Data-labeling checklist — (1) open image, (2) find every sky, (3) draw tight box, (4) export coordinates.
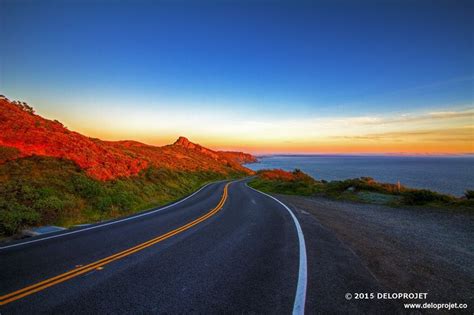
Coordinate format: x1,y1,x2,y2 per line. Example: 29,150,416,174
0,0,473,154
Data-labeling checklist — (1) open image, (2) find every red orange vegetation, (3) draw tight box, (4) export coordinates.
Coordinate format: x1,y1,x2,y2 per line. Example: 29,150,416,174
0,96,256,180
258,169,314,182
216,150,257,164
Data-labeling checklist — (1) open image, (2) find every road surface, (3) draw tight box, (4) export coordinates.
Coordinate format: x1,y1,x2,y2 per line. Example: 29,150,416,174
0,179,398,314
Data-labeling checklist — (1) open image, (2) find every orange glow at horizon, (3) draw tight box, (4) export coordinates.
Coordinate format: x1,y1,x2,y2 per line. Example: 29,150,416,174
76,127,473,155
43,105,474,156
208,139,474,155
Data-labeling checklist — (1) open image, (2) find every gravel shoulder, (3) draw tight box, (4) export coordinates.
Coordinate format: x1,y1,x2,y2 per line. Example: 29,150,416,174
275,194,474,313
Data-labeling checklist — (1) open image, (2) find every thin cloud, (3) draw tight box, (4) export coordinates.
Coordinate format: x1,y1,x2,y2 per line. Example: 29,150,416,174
334,127,474,143
354,107,474,125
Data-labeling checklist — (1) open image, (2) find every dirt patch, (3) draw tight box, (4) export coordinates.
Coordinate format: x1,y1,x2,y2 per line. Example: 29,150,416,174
276,194,474,310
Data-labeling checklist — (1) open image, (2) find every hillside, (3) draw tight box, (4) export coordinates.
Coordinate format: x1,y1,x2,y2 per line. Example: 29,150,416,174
0,96,255,180
216,150,257,164
0,96,256,236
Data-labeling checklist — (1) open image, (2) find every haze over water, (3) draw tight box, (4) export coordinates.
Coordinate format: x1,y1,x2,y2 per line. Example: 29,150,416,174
246,155,474,196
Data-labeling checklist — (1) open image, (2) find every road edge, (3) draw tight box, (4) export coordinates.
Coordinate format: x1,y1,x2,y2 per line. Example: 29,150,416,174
245,184,308,315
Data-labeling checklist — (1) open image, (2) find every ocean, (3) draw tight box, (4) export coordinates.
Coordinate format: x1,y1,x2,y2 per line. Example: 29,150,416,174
245,155,474,196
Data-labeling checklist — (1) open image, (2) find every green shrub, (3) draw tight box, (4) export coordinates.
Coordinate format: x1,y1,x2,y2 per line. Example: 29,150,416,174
34,196,65,222
0,203,40,235
72,175,104,198
465,190,474,200
402,189,452,205
109,189,138,212
96,195,113,213
322,177,403,196
249,174,318,196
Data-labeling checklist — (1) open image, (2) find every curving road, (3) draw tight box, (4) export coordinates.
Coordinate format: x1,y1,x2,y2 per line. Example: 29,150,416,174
0,179,400,314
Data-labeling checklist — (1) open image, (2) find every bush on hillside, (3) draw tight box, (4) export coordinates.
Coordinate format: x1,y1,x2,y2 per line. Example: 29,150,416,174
402,189,453,205
324,177,404,195
12,100,35,114
465,190,474,200
0,202,40,236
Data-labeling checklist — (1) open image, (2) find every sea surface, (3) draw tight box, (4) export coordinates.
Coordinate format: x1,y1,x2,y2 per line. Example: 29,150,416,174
245,155,474,196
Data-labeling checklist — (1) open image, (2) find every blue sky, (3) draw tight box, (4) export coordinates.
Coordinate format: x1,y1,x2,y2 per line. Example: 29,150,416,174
0,0,473,153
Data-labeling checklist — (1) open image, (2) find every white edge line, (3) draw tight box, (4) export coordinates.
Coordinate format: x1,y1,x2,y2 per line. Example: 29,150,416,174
0,180,226,250
246,183,308,315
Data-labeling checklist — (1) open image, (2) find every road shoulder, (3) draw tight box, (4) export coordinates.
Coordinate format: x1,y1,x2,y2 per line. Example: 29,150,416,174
275,194,474,313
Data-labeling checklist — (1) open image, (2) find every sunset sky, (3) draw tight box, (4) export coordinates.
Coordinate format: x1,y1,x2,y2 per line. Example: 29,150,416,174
1,0,473,154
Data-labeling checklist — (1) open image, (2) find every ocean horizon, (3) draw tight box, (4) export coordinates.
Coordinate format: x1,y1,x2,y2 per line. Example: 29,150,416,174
245,155,474,196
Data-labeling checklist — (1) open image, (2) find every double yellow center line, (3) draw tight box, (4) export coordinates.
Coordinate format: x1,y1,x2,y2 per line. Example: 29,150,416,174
0,182,230,306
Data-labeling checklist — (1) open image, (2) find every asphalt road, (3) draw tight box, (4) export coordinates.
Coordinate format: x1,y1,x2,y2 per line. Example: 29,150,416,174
0,179,400,314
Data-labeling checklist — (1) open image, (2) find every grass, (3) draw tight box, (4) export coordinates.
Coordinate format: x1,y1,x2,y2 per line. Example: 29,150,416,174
249,169,474,211
0,156,244,237
357,191,401,205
